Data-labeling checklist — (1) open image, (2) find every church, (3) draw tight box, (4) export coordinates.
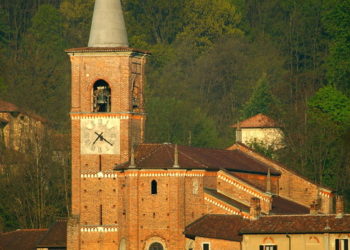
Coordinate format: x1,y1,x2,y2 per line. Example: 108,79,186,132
61,0,340,249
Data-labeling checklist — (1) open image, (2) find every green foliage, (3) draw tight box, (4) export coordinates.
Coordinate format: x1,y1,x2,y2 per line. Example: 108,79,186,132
323,0,350,94
241,73,279,119
60,0,95,47
0,9,10,47
179,0,242,48
12,4,70,129
247,140,276,159
145,97,222,148
123,0,186,45
308,86,350,125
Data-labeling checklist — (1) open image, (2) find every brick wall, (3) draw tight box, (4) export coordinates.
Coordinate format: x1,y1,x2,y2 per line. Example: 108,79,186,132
229,144,333,212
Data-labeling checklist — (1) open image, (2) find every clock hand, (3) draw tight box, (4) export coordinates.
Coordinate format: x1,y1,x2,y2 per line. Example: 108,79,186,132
93,132,104,145
102,137,113,146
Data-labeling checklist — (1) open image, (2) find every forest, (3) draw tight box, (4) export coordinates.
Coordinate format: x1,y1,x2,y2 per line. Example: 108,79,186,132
0,0,349,232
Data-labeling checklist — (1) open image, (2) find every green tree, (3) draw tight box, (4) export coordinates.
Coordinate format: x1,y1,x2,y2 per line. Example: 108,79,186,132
241,73,280,119
11,4,69,129
145,97,222,148
179,0,242,48
60,0,94,47
123,0,186,45
323,0,350,95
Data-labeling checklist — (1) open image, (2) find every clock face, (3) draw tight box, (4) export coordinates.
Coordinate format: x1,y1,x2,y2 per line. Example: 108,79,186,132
81,118,120,154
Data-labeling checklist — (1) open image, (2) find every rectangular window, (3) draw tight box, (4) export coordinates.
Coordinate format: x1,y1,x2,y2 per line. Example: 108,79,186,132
202,243,210,250
259,246,277,250
336,239,349,250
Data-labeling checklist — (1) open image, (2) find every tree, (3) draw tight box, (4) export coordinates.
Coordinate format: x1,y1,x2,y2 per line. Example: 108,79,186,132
145,97,222,148
60,0,94,47
123,0,186,45
9,4,69,129
241,73,280,119
278,86,350,201
179,0,242,48
323,0,350,95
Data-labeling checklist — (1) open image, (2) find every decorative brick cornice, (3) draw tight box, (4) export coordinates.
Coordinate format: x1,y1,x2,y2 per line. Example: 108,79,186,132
204,195,250,219
81,172,117,179
81,170,206,179
218,171,271,202
319,189,333,198
80,225,118,232
70,112,145,120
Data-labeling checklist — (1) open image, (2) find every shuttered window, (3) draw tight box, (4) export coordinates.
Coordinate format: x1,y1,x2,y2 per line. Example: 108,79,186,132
259,245,277,250
202,243,210,250
336,239,349,250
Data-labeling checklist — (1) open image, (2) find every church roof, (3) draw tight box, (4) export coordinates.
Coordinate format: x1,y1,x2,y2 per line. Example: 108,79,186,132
116,143,281,175
271,196,309,215
184,214,247,241
231,113,279,128
240,214,350,234
36,219,67,248
0,229,47,250
88,0,129,47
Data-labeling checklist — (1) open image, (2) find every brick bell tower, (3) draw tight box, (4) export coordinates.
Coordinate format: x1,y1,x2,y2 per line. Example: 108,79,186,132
66,0,148,249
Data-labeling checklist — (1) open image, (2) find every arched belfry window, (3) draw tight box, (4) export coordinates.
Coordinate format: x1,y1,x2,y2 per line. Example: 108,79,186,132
151,180,157,194
93,80,111,112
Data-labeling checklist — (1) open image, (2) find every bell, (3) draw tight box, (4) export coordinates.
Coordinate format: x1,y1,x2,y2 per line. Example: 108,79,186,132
97,91,106,104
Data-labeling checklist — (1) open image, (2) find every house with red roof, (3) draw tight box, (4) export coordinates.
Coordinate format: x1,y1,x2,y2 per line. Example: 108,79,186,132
231,113,284,149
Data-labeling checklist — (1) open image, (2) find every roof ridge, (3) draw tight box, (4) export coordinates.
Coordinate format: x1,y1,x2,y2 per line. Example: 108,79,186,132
177,146,209,168
137,144,166,164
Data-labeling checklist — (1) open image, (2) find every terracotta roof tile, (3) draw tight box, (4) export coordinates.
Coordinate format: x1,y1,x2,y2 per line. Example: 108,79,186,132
240,215,350,234
36,219,67,247
116,143,280,175
231,113,279,128
0,229,47,250
0,100,19,112
184,214,248,241
271,196,309,215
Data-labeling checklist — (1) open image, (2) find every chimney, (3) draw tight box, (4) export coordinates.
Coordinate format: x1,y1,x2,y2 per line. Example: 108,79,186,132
310,201,319,215
266,167,271,194
173,144,180,168
236,122,242,143
129,146,136,168
250,197,261,220
335,195,344,218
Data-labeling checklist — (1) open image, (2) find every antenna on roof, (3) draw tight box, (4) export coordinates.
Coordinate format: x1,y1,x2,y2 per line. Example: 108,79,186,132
173,144,180,168
266,167,271,194
129,145,136,168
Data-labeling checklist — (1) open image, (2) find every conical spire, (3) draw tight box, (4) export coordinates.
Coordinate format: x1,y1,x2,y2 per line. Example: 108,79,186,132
88,0,129,47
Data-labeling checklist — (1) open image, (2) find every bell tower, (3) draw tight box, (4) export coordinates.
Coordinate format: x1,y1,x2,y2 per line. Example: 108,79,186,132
66,0,148,249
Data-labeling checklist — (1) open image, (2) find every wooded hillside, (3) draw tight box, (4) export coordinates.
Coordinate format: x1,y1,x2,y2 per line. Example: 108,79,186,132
0,0,349,231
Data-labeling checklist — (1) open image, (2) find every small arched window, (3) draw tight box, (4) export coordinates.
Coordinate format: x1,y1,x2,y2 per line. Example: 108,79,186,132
149,242,163,250
151,180,157,194
93,80,111,112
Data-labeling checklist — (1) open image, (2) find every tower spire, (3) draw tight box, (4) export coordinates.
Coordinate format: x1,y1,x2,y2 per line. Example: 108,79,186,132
88,0,129,47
